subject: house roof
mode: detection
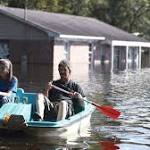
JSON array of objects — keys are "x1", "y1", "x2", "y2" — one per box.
[{"x1": 0, "y1": 6, "x2": 147, "y2": 42}]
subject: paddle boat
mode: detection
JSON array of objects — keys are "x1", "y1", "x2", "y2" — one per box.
[{"x1": 0, "y1": 88, "x2": 95, "y2": 138}]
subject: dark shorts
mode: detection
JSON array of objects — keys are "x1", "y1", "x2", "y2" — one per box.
[
  {"x1": 43, "y1": 97, "x2": 74, "y2": 121},
  {"x1": 72, "y1": 98, "x2": 85, "y2": 114},
  {"x1": 0, "y1": 96, "x2": 14, "y2": 108}
]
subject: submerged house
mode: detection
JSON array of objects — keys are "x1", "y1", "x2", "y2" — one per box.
[
  {"x1": 95, "y1": 27, "x2": 150, "y2": 72},
  {"x1": 0, "y1": 6, "x2": 105, "y2": 82},
  {"x1": 0, "y1": 6, "x2": 150, "y2": 82}
]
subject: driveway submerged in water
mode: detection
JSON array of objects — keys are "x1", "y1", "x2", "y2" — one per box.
[{"x1": 2, "y1": 64, "x2": 149, "y2": 150}]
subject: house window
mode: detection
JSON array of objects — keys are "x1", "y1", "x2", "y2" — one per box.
[
  {"x1": 114, "y1": 46, "x2": 126, "y2": 70},
  {"x1": 64, "y1": 41, "x2": 70, "y2": 61},
  {"x1": 0, "y1": 41, "x2": 10, "y2": 59},
  {"x1": 128, "y1": 46, "x2": 139, "y2": 69}
]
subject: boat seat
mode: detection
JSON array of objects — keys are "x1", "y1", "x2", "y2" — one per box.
[
  {"x1": 0, "y1": 103, "x2": 32, "y2": 123},
  {"x1": 16, "y1": 88, "x2": 38, "y2": 118},
  {"x1": 16, "y1": 88, "x2": 36, "y2": 104},
  {"x1": 15, "y1": 88, "x2": 25, "y2": 103}
]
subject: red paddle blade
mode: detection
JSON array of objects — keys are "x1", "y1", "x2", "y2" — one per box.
[
  {"x1": 100, "y1": 141, "x2": 120, "y2": 150},
  {"x1": 92, "y1": 102, "x2": 121, "y2": 120}
]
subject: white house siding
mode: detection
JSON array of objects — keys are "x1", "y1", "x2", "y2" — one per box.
[
  {"x1": 70, "y1": 45, "x2": 89, "y2": 63},
  {"x1": 53, "y1": 43, "x2": 89, "y2": 80},
  {"x1": 53, "y1": 44, "x2": 66, "y2": 64},
  {"x1": 53, "y1": 44, "x2": 66, "y2": 79},
  {"x1": 70, "y1": 45, "x2": 89, "y2": 79}
]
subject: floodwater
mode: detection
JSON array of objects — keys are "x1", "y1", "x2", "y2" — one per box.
[{"x1": 0, "y1": 64, "x2": 150, "y2": 150}]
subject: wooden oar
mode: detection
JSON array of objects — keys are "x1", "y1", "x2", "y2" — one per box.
[{"x1": 52, "y1": 85, "x2": 121, "y2": 120}]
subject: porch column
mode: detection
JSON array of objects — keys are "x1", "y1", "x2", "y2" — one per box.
[
  {"x1": 111, "y1": 44, "x2": 114, "y2": 72},
  {"x1": 91, "y1": 42, "x2": 96, "y2": 67},
  {"x1": 139, "y1": 46, "x2": 141, "y2": 69},
  {"x1": 125, "y1": 46, "x2": 129, "y2": 71}
]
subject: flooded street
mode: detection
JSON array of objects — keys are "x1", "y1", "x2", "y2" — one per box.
[
  {"x1": 85, "y1": 67, "x2": 150, "y2": 150},
  {"x1": 0, "y1": 64, "x2": 150, "y2": 150}
]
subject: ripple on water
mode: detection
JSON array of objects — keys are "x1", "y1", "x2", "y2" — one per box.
[
  {"x1": 119, "y1": 144, "x2": 150, "y2": 150},
  {"x1": 88, "y1": 69, "x2": 150, "y2": 150}
]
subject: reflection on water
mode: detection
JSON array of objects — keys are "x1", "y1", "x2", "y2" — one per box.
[
  {"x1": 0, "y1": 128, "x2": 91, "y2": 150},
  {"x1": 1, "y1": 63, "x2": 150, "y2": 149}
]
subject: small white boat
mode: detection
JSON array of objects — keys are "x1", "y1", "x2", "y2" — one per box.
[{"x1": 0, "y1": 88, "x2": 95, "y2": 138}]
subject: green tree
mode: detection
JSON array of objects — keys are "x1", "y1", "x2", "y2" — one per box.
[
  {"x1": 7, "y1": 0, "x2": 25, "y2": 8},
  {"x1": 56, "y1": 0, "x2": 89, "y2": 16},
  {"x1": 87, "y1": 0, "x2": 109, "y2": 22},
  {"x1": 87, "y1": 0, "x2": 150, "y2": 40}
]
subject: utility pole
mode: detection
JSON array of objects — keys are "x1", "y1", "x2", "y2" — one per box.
[{"x1": 24, "y1": 0, "x2": 28, "y2": 20}]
